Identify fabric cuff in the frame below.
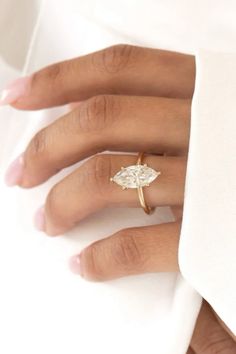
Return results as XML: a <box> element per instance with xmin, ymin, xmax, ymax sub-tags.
<box><xmin>179</xmin><ymin>50</ymin><xmax>236</xmax><ymax>334</ymax></box>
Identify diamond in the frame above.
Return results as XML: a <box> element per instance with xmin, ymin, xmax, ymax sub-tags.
<box><xmin>111</xmin><ymin>164</ymin><xmax>161</xmax><ymax>189</ymax></box>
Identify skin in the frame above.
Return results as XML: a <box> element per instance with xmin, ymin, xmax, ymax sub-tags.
<box><xmin>6</xmin><ymin>44</ymin><xmax>236</xmax><ymax>352</ymax></box>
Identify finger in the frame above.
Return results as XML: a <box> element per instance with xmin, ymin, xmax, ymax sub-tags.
<box><xmin>170</xmin><ymin>206</ymin><xmax>183</xmax><ymax>221</ymax></box>
<box><xmin>10</xmin><ymin>95</ymin><xmax>190</xmax><ymax>189</ymax></box>
<box><xmin>39</xmin><ymin>154</ymin><xmax>186</xmax><ymax>236</ymax></box>
<box><xmin>69</xmin><ymin>221</ymin><xmax>180</xmax><ymax>281</ymax></box>
<box><xmin>191</xmin><ymin>301</ymin><xmax>236</xmax><ymax>354</ymax></box>
<box><xmin>6</xmin><ymin>45</ymin><xmax>195</xmax><ymax>110</ymax></box>
<box><xmin>214</xmin><ymin>311</ymin><xmax>236</xmax><ymax>341</ymax></box>
<box><xmin>69</xmin><ymin>102</ymin><xmax>81</xmax><ymax>110</ymax></box>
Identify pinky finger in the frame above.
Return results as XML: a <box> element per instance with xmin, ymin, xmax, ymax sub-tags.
<box><xmin>69</xmin><ymin>221</ymin><xmax>181</xmax><ymax>281</ymax></box>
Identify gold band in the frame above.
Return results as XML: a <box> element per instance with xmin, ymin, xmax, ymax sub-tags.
<box><xmin>136</xmin><ymin>152</ymin><xmax>154</xmax><ymax>215</ymax></box>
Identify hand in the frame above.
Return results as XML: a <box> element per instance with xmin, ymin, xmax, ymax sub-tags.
<box><xmin>3</xmin><ymin>44</ymin><xmax>194</xmax><ymax>281</ymax></box>
<box><xmin>188</xmin><ymin>301</ymin><xmax>236</xmax><ymax>353</ymax></box>
<box><xmin>3</xmin><ymin>44</ymin><xmax>236</xmax><ymax>352</ymax></box>
<box><xmin>3</xmin><ymin>45</ymin><xmax>193</xmax><ymax>279</ymax></box>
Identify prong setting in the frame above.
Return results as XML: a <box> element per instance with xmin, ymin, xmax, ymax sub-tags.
<box><xmin>110</xmin><ymin>164</ymin><xmax>161</xmax><ymax>189</ymax></box>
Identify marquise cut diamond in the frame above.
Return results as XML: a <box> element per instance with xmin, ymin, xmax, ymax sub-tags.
<box><xmin>111</xmin><ymin>164</ymin><xmax>161</xmax><ymax>189</ymax></box>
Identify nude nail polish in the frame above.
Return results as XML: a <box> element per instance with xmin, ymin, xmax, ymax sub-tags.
<box><xmin>4</xmin><ymin>153</ymin><xmax>24</xmax><ymax>186</ymax></box>
<box><xmin>69</xmin><ymin>254</ymin><xmax>82</xmax><ymax>275</ymax></box>
<box><xmin>34</xmin><ymin>206</ymin><xmax>46</xmax><ymax>232</ymax></box>
<box><xmin>0</xmin><ymin>76</ymin><xmax>31</xmax><ymax>106</ymax></box>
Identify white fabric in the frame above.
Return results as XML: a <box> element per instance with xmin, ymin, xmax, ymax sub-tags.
<box><xmin>180</xmin><ymin>50</ymin><xmax>236</xmax><ymax>334</ymax></box>
<box><xmin>0</xmin><ymin>1</ymin><xmax>235</xmax><ymax>353</ymax></box>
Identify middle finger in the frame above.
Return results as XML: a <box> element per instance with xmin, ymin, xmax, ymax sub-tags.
<box><xmin>19</xmin><ymin>94</ymin><xmax>190</xmax><ymax>188</ymax></box>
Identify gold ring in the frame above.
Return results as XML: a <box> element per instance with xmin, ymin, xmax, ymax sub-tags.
<box><xmin>110</xmin><ymin>152</ymin><xmax>161</xmax><ymax>214</ymax></box>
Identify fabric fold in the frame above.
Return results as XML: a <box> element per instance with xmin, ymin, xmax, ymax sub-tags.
<box><xmin>179</xmin><ymin>50</ymin><xmax>236</xmax><ymax>334</ymax></box>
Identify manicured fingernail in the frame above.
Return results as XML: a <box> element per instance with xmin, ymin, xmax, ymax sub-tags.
<box><xmin>34</xmin><ymin>206</ymin><xmax>46</xmax><ymax>232</ymax></box>
<box><xmin>0</xmin><ymin>76</ymin><xmax>31</xmax><ymax>106</ymax></box>
<box><xmin>69</xmin><ymin>254</ymin><xmax>82</xmax><ymax>275</ymax></box>
<box><xmin>5</xmin><ymin>153</ymin><xmax>24</xmax><ymax>186</ymax></box>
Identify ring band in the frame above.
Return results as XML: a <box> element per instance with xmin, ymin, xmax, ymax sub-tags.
<box><xmin>136</xmin><ymin>152</ymin><xmax>153</xmax><ymax>214</ymax></box>
<box><xmin>110</xmin><ymin>152</ymin><xmax>161</xmax><ymax>214</ymax></box>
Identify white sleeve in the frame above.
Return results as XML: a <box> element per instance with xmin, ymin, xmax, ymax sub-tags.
<box><xmin>179</xmin><ymin>50</ymin><xmax>236</xmax><ymax>334</ymax></box>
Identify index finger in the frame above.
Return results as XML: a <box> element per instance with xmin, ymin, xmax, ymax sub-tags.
<box><xmin>0</xmin><ymin>45</ymin><xmax>195</xmax><ymax>110</ymax></box>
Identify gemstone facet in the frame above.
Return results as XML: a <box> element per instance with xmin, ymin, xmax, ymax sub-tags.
<box><xmin>111</xmin><ymin>164</ymin><xmax>161</xmax><ymax>189</ymax></box>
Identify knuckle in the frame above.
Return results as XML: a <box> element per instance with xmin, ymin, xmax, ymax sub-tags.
<box><xmin>92</xmin><ymin>44</ymin><xmax>137</xmax><ymax>74</ymax></box>
<box><xmin>78</xmin><ymin>95</ymin><xmax>119</xmax><ymax>132</ymax></box>
<box><xmin>26</xmin><ymin>128</ymin><xmax>48</xmax><ymax>160</ymax></box>
<box><xmin>44</xmin><ymin>63</ymin><xmax>62</xmax><ymax>83</ymax></box>
<box><xmin>112</xmin><ymin>228</ymin><xmax>144</xmax><ymax>269</ymax></box>
<box><xmin>83</xmin><ymin>242</ymin><xmax>105</xmax><ymax>281</ymax></box>
<box><xmin>199</xmin><ymin>329</ymin><xmax>236</xmax><ymax>354</ymax></box>
<box><xmin>83</xmin><ymin>155</ymin><xmax>112</xmax><ymax>201</ymax></box>
<box><xmin>31</xmin><ymin>62</ymin><xmax>63</xmax><ymax>89</ymax></box>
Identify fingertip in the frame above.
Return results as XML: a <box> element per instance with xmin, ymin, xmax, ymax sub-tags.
<box><xmin>69</xmin><ymin>254</ymin><xmax>83</xmax><ymax>276</ymax></box>
<box><xmin>34</xmin><ymin>205</ymin><xmax>64</xmax><ymax>236</ymax></box>
<box><xmin>4</xmin><ymin>153</ymin><xmax>24</xmax><ymax>187</ymax></box>
<box><xmin>45</xmin><ymin>225</ymin><xmax>65</xmax><ymax>237</ymax></box>
<box><xmin>0</xmin><ymin>75</ymin><xmax>32</xmax><ymax>106</ymax></box>
<box><xmin>5</xmin><ymin>152</ymin><xmax>42</xmax><ymax>189</ymax></box>
<box><xmin>34</xmin><ymin>205</ymin><xmax>46</xmax><ymax>232</ymax></box>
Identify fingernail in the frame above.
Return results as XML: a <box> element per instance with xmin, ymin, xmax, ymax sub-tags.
<box><xmin>5</xmin><ymin>153</ymin><xmax>24</xmax><ymax>186</ymax></box>
<box><xmin>69</xmin><ymin>254</ymin><xmax>82</xmax><ymax>275</ymax></box>
<box><xmin>34</xmin><ymin>206</ymin><xmax>46</xmax><ymax>232</ymax></box>
<box><xmin>0</xmin><ymin>76</ymin><xmax>31</xmax><ymax>106</ymax></box>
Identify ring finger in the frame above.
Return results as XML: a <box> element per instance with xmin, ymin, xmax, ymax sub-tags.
<box><xmin>38</xmin><ymin>153</ymin><xmax>186</xmax><ymax>236</ymax></box>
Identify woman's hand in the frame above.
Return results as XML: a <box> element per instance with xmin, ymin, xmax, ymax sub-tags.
<box><xmin>3</xmin><ymin>44</ymin><xmax>194</xmax><ymax>280</ymax></box>
<box><xmin>2</xmin><ymin>44</ymin><xmax>236</xmax><ymax>352</ymax></box>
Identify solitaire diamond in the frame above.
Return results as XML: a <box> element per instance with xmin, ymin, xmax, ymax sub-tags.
<box><xmin>110</xmin><ymin>164</ymin><xmax>161</xmax><ymax>189</ymax></box>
